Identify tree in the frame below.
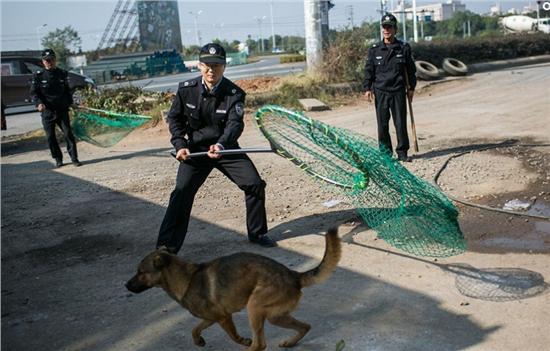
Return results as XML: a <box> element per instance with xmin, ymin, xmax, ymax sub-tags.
<box><xmin>211</xmin><ymin>39</ymin><xmax>239</xmax><ymax>53</ymax></box>
<box><xmin>41</xmin><ymin>26</ymin><xmax>82</xmax><ymax>68</ymax></box>
<box><xmin>182</xmin><ymin>45</ymin><xmax>201</xmax><ymax>58</ymax></box>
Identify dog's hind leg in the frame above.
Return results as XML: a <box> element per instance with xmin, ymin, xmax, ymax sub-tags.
<box><xmin>218</xmin><ymin>315</ymin><xmax>252</xmax><ymax>346</ymax></box>
<box><xmin>246</xmin><ymin>306</ymin><xmax>267</xmax><ymax>351</ymax></box>
<box><xmin>192</xmin><ymin>319</ymin><xmax>214</xmax><ymax>347</ymax></box>
<box><xmin>267</xmin><ymin>313</ymin><xmax>311</xmax><ymax>348</ymax></box>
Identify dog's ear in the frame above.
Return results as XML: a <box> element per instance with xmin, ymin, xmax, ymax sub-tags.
<box><xmin>153</xmin><ymin>251</ymin><xmax>172</xmax><ymax>269</ymax></box>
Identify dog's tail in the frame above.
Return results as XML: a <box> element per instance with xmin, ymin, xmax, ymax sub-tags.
<box><xmin>299</xmin><ymin>227</ymin><xmax>341</xmax><ymax>288</ymax></box>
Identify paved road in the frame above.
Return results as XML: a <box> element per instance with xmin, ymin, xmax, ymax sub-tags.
<box><xmin>1</xmin><ymin>106</ymin><xmax>41</xmax><ymax>137</ymax></box>
<box><xmin>105</xmin><ymin>56</ymin><xmax>305</xmax><ymax>92</ymax></box>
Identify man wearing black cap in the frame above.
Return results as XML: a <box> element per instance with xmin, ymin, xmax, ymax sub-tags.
<box><xmin>30</xmin><ymin>48</ymin><xmax>81</xmax><ymax>167</ymax></box>
<box><xmin>156</xmin><ymin>43</ymin><xmax>275</xmax><ymax>253</ymax></box>
<box><xmin>363</xmin><ymin>13</ymin><xmax>417</xmax><ymax>162</ymax></box>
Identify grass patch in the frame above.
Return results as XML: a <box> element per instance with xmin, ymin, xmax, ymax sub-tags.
<box><xmin>280</xmin><ymin>54</ymin><xmax>306</xmax><ymax>63</ymax></box>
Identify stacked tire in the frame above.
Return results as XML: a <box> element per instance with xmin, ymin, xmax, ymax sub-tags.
<box><xmin>415</xmin><ymin>60</ymin><xmax>440</xmax><ymax>81</ymax></box>
<box><xmin>414</xmin><ymin>58</ymin><xmax>469</xmax><ymax>80</ymax></box>
<box><xmin>442</xmin><ymin>58</ymin><xmax>468</xmax><ymax>76</ymax></box>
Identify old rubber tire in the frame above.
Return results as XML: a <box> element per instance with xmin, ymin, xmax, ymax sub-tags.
<box><xmin>442</xmin><ymin>58</ymin><xmax>468</xmax><ymax>76</ymax></box>
<box><xmin>415</xmin><ymin>60</ymin><xmax>440</xmax><ymax>80</ymax></box>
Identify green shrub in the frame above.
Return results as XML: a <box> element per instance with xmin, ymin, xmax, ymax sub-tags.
<box><xmin>280</xmin><ymin>54</ymin><xmax>306</xmax><ymax>63</ymax></box>
<box><xmin>412</xmin><ymin>33</ymin><xmax>550</xmax><ymax>65</ymax></box>
<box><xmin>78</xmin><ymin>86</ymin><xmax>172</xmax><ymax>122</ymax></box>
<box><xmin>321</xmin><ymin>31</ymin><xmax>550</xmax><ymax>82</ymax></box>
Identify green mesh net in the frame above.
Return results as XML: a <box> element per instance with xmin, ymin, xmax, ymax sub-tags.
<box><xmin>255</xmin><ymin>105</ymin><xmax>466</xmax><ymax>257</ymax></box>
<box><xmin>72</xmin><ymin>107</ymin><xmax>151</xmax><ymax>148</ymax></box>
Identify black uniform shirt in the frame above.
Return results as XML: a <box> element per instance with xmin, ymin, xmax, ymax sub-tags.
<box><xmin>30</xmin><ymin>67</ymin><xmax>73</xmax><ymax>110</ymax></box>
<box><xmin>167</xmin><ymin>76</ymin><xmax>246</xmax><ymax>152</ymax></box>
<box><xmin>363</xmin><ymin>39</ymin><xmax>417</xmax><ymax>93</ymax></box>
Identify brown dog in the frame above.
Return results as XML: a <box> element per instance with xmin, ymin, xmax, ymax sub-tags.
<box><xmin>126</xmin><ymin>227</ymin><xmax>341</xmax><ymax>351</ymax></box>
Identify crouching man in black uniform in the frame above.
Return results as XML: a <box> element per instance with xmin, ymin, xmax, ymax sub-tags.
<box><xmin>30</xmin><ymin>48</ymin><xmax>81</xmax><ymax>167</ymax></box>
<box><xmin>156</xmin><ymin>43</ymin><xmax>276</xmax><ymax>253</ymax></box>
<box><xmin>364</xmin><ymin>14</ymin><xmax>416</xmax><ymax>162</ymax></box>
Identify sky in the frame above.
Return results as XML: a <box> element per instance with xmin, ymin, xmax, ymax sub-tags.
<box><xmin>0</xmin><ymin>0</ymin><xmax>538</xmax><ymax>51</ymax></box>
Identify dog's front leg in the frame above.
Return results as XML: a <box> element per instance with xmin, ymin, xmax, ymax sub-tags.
<box><xmin>192</xmin><ymin>319</ymin><xmax>215</xmax><ymax>347</ymax></box>
<box><xmin>218</xmin><ymin>315</ymin><xmax>252</xmax><ymax>346</ymax></box>
<box><xmin>247</xmin><ymin>309</ymin><xmax>267</xmax><ymax>351</ymax></box>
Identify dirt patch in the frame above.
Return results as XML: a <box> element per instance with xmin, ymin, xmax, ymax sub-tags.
<box><xmin>235</xmin><ymin>76</ymin><xmax>281</xmax><ymax>93</ymax></box>
<box><xmin>2</xmin><ymin>64</ymin><xmax>550</xmax><ymax>351</ymax></box>
<box><xmin>439</xmin><ymin>144</ymin><xmax>550</xmax><ymax>253</ymax></box>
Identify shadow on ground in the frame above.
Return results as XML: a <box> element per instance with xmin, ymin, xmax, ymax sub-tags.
<box><xmin>2</xmin><ymin>158</ymin><xmax>498</xmax><ymax>351</ymax></box>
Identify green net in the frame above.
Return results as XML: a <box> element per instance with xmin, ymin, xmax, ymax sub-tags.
<box><xmin>72</xmin><ymin>107</ymin><xmax>151</xmax><ymax>148</ymax></box>
<box><xmin>255</xmin><ymin>105</ymin><xmax>466</xmax><ymax>257</ymax></box>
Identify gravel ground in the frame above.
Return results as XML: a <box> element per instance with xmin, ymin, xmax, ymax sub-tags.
<box><xmin>2</xmin><ymin>63</ymin><xmax>549</xmax><ymax>351</ymax></box>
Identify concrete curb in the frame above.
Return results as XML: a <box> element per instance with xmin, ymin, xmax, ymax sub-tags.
<box><xmin>468</xmin><ymin>54</ymin><xmax>550</xmax><ymax>73</ymax></box>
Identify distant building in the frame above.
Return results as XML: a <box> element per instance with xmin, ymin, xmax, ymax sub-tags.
<box><xmin>393</xmin><ymin>0</ymin><xmax>467</xmax><ymax>22</ymax></box>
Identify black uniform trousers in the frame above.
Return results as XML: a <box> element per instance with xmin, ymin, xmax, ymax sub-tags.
<box><xmin>374</xmin><ymin>89</ymin><xmax>409</xmax><ymax>157</ymax></box>
<box><xmin>41</xmin><ymin>109</ymin><xmax>78</xmax><ymax>161</ymax></box>
<box><xmin>157</xmin><ymin>153</ymin><xmax>268</xmax><ymax>253</ymax></box>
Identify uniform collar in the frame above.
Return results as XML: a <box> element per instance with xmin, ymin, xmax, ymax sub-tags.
<box><xmin>201</xmin><ymin>77</ymin><xmax>224</xmax><ymax>96</ymax></box>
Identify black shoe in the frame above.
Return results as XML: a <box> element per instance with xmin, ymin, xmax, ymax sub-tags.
<box><xmin>55</xmin><ymin>159</ymin><xmax>63</xmax><ymax>168</ymax></box>
<box><xmin>72</xmin><ymin>159</ymin><xmax>82</xmax><ymax>167</ymax></box>
<box><xmin>249</xmin><ymin>235</ymin><xmax>277</xmax><ymax>247</ymax></box>
<box><xmin>397</xmin><ymin>155</ymin><xmax>413</xmax><ymax>162</ymax></box>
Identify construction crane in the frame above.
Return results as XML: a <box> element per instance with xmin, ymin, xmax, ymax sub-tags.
<box><xmin>97</xmin><ymin>0</ymin><xmax>124</xmax><ymax>50</ymax></box>
<box><xmin>97</xmin><ymin>0</ymin><xmax>138</xmax><ymax>50</ymax></box>
<box><xmin>105</xmin><ymin>0</ymin><xmax>133</xmax><ymax>47</ymax></box>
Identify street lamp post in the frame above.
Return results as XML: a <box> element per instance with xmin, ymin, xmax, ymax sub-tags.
<box><xmin>36</xmin><ymin>24</ymin><xmax>47</xmax><ymax>49</ymax></box>
<box><xmin>270</xmin><ymin>0</ymin><xmax>276</xmax><ymax>51</ymax></box>
<box><xmin>254</xmin><ymin>15</ymin><xmax>267</xmax><ymax>53</ymax></box>
<box><xmin>189</xmin><ymin>10</ymin><xmax>203</xmax><ymax>46</ymax></box>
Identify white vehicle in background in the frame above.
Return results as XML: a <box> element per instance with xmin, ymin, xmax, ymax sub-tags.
<box><xmin>500</xmin><ymin>15</ymin><xmax>550</xmax><ymax>33</ymax></box>
<box><xmin>538</xmin><ymin>18</ymin><xmax>550</xmax><ymax>33</ymax></box>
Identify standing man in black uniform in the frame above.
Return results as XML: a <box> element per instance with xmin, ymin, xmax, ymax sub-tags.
<box><xmin>156</xmin><ymin>43</ymin><xmax>276</xmax><ymax>253</ymax></box>
<box><xmin>363</xmin><ymin>13</ymin><xmax>417</xmax><ymax>162</ymax></box>
<box><xmin>30</xmin><ymin>48</ymin><xmax>81</xmax><ymax>167</ymax></box>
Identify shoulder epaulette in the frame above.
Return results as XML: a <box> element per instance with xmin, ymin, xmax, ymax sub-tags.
<box><xmin>223</xmin><ymin>78</ymin><xmax>245</xmax><ymax>96</ymax></box>
<box><xmin>179</xmin><ymin>79</ymin><xmax>198</xmax><ymax>88</ymax></box>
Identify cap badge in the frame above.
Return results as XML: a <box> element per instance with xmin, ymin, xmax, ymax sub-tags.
<box><xmin>209</xmin><ymin>47</ymin><xmax>217</xmax><ymax>55</ymax></box>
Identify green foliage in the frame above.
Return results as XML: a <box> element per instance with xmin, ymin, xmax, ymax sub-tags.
<box><xmin>78</xmin><ymin>86</ymin><xmax>172</xmax><ymax>121</ymax></box>
<box><xmin>41</xmin><ymin>26</ymin><xmax>82</xmax><ymax>68</ymax></box>
<box><xmin>413</xmin><ymin>33</ymin><xmax>550</xmax><ymax>65</ymax></box>
<box><xmin>211</xmin><ymin>39</ymin><xmax>240</xmax><ymax>53</ymax></box>
<box><xmin>279</xmin><ymin>54</ymin><xmax>306</xmax><ymax>63</ymax></box>
<box><xmin>321</xmin><ymin>20</ymin><xmax>550</xmax><ymax>83</ymax></box>
<box><xmin>322</xmin><ymin>25</ymin><xmax>375</xmax><ymax>82</ymax></box>
<box><xmin>246</xmin><ymin>34</ymin><xmax>305</xmax><ymax>55</ymax></box>
<box><xmin>183</xmin><ymin>45</ymin><xmax>201</xmax><ymax>58</ymax></box>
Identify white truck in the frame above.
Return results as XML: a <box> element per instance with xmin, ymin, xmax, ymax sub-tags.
<box><xmin>500</xmin><ymin>15</ymin><xmax>550</xmax><ymax>34</ymax></box>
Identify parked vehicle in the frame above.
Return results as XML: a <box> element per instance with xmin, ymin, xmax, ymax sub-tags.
<box><xmin>1</xmin><ymin>50</ymin><xmax>95</xmax><ymax>108</ymax></box>
<box><xmin>500</xmin><ymin>15</ymin><xmax>550</xmax><ymax>34</ymax></box>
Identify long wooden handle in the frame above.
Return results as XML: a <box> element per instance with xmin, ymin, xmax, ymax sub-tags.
<box><xmin>403</xmin><ymin>67</ymin><xmax>419</xmax><ymax>153</ymax></box>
